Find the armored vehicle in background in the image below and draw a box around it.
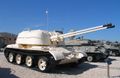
[4,23,114,72]
[65,39,108,62]
[103,41,120,56]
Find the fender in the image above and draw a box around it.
[49,50,65,61]
[49,47,72,61]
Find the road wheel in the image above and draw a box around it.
[15,54,22,65]
[38,57,51,72]
[25,56,33,67]
[87,56,93,62]
[8,53,14,63]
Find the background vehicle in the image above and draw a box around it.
[65,39,108,62]
[103,41,120,56]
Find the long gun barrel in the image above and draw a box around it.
[50,23,115,41]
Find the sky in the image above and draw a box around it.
[0,0,120,41]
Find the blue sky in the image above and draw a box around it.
[0,0,119,41]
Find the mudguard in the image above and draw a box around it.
[49,47,87,61]
[49,47,70,60]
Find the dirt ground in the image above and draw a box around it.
[0,52,120,78]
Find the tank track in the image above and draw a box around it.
[4,48,86,72]
[4,48,56,72]
[86,52,108,62]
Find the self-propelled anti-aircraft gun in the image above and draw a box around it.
[4,23,114,72]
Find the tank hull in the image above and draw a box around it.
[4,45,86,72]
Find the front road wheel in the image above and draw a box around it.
[38,57,48,72]
[38,56,55,72]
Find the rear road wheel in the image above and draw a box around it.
[8,53,14,63]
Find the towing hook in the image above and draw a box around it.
[103,23,115,29]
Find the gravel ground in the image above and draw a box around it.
[0,52,120,78]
